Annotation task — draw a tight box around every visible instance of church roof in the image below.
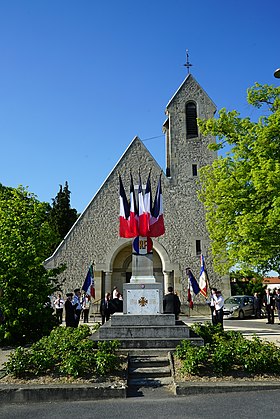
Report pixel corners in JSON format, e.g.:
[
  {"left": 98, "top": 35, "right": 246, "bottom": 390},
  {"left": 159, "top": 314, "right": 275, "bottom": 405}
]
[
  {"left": 44, "top": 136, "right": 162, "bottom": 266},
  {"left": 165, "top": 73, "right": 216, "bottom": 110}
]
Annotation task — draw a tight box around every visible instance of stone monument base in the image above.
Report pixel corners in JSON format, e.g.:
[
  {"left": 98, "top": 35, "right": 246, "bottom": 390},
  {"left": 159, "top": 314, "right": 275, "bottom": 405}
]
[
  {"left": 90, "top": 313, "right": 204, "bottom": 350},
  {"left": 123, "top": 282, "right": 163, "bottom": 314}
]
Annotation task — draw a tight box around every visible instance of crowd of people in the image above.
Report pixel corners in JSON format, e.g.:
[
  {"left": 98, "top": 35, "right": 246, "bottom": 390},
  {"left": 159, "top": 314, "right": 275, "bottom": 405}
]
[
  {"left": 49, "top": 288, "right": 93, "bottom": 328},
  {"left": 49, "top": 284, "right": 280, "bottom": 329},
  {"left": 261, "top": 287, "right": 280, "bottom": 325},
  {"left": 99, "top": 287, "right": 123, "bottom": 324},
  {"left": 49, "top": 286, "right": 124, "bottom": 327},
  {"left": 49, "top": 285, "right": 182, "bottom": 327},
  {"left": 207, "top": 287, "right": 280, "bottom": 329}
]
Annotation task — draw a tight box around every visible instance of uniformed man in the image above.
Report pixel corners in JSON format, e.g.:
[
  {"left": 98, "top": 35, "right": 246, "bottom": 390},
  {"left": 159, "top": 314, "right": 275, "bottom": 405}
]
[{"left": 73, "top": 288, "right": 82, "bottom": 327}]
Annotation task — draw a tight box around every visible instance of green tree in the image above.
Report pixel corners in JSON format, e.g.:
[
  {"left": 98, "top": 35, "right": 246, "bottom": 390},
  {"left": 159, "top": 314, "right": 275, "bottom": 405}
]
[
  {"left": 198, "top": 83, "right": 280, "bottom": 275},
  {"left": 49, "top": 181, "right": 78, "bottom": 250},
  {"left": 0, "top": 184, "right": 64, "bottom": 345},
  {"left": 230, "top": 270, "right": 264, "bottom": 296}
]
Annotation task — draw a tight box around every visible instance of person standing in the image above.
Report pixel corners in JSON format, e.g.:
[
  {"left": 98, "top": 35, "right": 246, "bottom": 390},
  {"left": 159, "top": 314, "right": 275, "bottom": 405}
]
[
  {"left": 163, "top": 286, "right": 181, "bottom": 320},
  {"left": 253, "top": 292, "right": 262, "bottom": 319},
  {"left": 111, "top": 292, "right": 123, "bottom": 313},
  {"left": 263, "top": 288, "right": 275, "bottom": 324},
  {"left": 275, "top": 289, "right": 280, "bottom": 325},
  {"left": 82, "top": 294, "right": 91, "bottom": 323},
  {"left": 54, "top": 293, "right": 64, "bottom": 324},
  {"left": 209, "top": 288, "right": 218, "bottom": 326},
  {"left": 112, "top": 286, "right": 119, "bottom": 299},
  {"left": 213, "top": 290, "right": 224, "bottom": 329},
  {"left": 73, "top": 288, "right": 82, "bottom": 327},
  {"left": 100, "top": 292, "right": 112, "bottom": 325},
  {"left": 65, "top": 292, "right": 76, "bottom": 327}
]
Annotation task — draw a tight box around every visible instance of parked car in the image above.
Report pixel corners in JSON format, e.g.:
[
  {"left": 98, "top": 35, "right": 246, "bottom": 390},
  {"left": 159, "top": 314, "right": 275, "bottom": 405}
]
[{"left": 223, "top": 295, "right": 255, "bottom": 319}]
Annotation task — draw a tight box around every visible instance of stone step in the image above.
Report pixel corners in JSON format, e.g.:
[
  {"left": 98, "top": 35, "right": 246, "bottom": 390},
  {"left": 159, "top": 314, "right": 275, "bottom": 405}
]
[
  {"left": 99, "top": 325, "right": 191, "bottom": 339},
  {"left": 129, "top": 365, "right": 171, "bottom": 377},
  {"left": 110, "top": 314, "right": 176, "bottom": 327},
  {"left": 118, "top": 348, "right": 171, "bottom": 356},
  {"left": 128, "top": 376, "right": 173, "bottom": 387},
  {"left": 129, "top": 356, "right": 169, "bottom": 368},
  {"left": 127, "top": 353, "right": 174, "bottom": 391},
  {"left": 90, "top": 329, "right": 203, "bottom": 350},
  {"left": 117, "top": 337, "right": 203, "bottom": 349}
]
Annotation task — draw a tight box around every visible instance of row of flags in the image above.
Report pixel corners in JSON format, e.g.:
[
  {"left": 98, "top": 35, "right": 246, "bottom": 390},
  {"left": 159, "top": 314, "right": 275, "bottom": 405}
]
[
  {"left": 82, "top": 264, "right": 95, "bottom": 299},
  {"left": 81, "top": 173, "right": 165, "bottom": 299},
  {"left": 81, "top": 256, "right": 209, "bottom": 307},
  {"left": 119, "top": 172, "right": 165, "bottom": 238},
  {"left": 186, "top": 255, "right": 209, "bottom": 309}
]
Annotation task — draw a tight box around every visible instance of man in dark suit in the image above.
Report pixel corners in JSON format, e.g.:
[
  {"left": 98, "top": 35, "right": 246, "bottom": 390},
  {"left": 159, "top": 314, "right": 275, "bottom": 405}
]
[
  {"left": 275, "top": 289, "right": 280, "bottom": 324},
  {"left": 65, "top": 292, "right": 76, "bottom": 327},
  {"left": 100, "top": 292, "right": 112, "bottom": 325},
  {"left": 163, "top": 286, "right": 181, "bottom": 320},
  {"left": 263, "top": 288, "right": 275, "bottom": 324}
]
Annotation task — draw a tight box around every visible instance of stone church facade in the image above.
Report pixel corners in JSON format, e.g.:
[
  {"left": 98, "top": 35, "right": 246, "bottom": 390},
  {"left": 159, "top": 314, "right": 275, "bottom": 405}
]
[{"left": 44, "top": 74, "right": 231, "bottom": 311}]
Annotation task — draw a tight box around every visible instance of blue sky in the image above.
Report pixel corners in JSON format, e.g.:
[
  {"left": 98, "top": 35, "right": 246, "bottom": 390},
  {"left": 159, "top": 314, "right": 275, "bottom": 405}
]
[{"left": 0, "top": 0, "right": 279, "bottom": 214}]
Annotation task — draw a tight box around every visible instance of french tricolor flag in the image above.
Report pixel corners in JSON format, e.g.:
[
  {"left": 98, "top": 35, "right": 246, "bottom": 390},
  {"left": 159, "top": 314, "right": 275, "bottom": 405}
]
[
  {"left": 129, "top": 173, "right": 138, "bottom": 237},
  {"left": 119, "top": 174, "right": 131, "bottom": 238},
  {"left": 138, "top": 173, "right": 149, "bottom": 237},
  {"left": 144, "top": 172, "right": 152, "bottom": 234},
  {"left": 187, "top": 279, "right": 194, "bottom": 309},
  {"left": 199, "top": 255, "right": 208, "bottom": 298},
  {"left": 186, "top": 268, "right": 201, "bottom": 295},
  {"left": 149, "top": 174, "right": 165, "bottom": 237},
  {"left": 82, "top": 265, "right": 95, "bottom": 299}
]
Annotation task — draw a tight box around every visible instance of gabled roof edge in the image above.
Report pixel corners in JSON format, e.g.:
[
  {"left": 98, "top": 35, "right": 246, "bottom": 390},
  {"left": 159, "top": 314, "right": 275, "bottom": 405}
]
[
  {"left": 165, "top": 73, "right": 216, "bottom": 110},
  {"left": 44, "top": 136, "right": 163, "bottom": 266}
]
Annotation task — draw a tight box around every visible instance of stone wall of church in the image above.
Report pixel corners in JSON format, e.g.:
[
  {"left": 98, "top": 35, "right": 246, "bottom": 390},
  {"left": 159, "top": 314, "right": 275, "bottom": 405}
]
[
  {"left": 157, "top": 75, "right": 230, "bottom": 303},
  {"left": 45, "top": 138, "right": 163, "bottom": 295}
]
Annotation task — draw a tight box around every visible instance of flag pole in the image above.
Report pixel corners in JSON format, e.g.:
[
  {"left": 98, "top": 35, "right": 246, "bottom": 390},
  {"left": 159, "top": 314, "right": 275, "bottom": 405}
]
[
  {"left": 189, "top": 289, "right": 191, "bottom": 317},
  {"left": 203, "top": 256, "right": 211, "bottom": 301}
]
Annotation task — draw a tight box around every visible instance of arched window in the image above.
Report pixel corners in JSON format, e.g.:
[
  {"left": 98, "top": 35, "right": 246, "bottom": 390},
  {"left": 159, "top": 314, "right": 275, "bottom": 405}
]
[{"left": 186, "top": 102, "right": 198, "bottom": 138}]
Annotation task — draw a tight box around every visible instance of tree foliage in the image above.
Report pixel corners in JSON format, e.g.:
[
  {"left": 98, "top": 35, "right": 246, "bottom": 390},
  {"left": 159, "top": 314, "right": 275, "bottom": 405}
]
[
  {"left": 49, "top": 181, "right": 78, "bottom": 250},
  {"left": 230, "top": 270, "right": 264, "bottom": 296},
  {"left": 0, "top": 184, "right": 64, "bottom": 345},
  {"left": 198, "top": 83, "right": 280, "bottom": 275}
]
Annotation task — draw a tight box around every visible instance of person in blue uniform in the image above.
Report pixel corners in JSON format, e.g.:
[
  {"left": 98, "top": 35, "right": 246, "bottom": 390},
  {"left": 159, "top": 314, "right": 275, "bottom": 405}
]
[{"left": 73, "top": 288, "right": 82, "bottom": 327}]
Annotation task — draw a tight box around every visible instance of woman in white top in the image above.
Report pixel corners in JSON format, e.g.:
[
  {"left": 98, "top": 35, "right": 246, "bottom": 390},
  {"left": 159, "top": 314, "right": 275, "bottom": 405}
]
[{"left": 54, "top": 294, "right": 64, "bottom": 324}]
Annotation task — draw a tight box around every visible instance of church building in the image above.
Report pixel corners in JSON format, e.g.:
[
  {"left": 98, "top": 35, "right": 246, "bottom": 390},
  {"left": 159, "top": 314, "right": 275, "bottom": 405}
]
[{"left": 44, "top": 73, "right": 231, "bottom": 311}]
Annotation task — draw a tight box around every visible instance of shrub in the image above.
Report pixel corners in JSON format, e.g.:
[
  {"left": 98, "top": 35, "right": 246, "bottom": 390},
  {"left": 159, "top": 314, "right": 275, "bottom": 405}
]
[
  {"left": 175, "top": 341, "right": 209, "bottom": 374},
  {"left": 235, "top": 336, "right": 280, "bottom": 374},
  {"left": 5, "top": 325, "right": 121, "bottom": 378},
  {"left": 190, "top": 321, "right": 224, "bottom": 344},
  {"left": 175, "top": 322, "right": 280, "bottom": 377},
  {"left": 211, "top": 340, "right": 236, "bottom": 374}
]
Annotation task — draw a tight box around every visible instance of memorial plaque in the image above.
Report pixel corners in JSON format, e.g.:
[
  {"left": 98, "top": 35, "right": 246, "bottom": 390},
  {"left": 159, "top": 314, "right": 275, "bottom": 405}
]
[{"left": 126, "top": 288, "right": 161, "bottom": 314}]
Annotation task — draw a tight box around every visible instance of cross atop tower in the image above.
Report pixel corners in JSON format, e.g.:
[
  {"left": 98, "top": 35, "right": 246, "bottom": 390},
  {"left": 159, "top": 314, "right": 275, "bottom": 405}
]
[{"left": 184, "top": 49, "right": 193, "bottom": 74}]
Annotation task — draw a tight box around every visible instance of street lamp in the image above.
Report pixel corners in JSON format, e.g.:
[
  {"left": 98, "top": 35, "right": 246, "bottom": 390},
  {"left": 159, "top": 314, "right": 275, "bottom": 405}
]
[{"left": 274, "top": 68, "right": 280, "bottom": 78}]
